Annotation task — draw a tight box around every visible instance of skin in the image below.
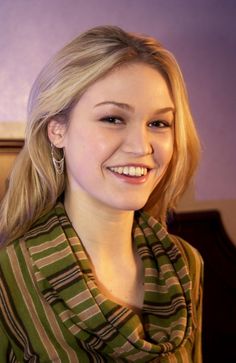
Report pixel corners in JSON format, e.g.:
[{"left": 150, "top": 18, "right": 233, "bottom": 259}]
[{"left": 48, "top": 62, "right": 174, "bottom": 311}]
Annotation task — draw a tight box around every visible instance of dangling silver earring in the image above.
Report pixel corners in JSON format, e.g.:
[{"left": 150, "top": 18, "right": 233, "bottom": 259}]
[{"left": 51, "top": 143, "right": 65, "bottom": 175}]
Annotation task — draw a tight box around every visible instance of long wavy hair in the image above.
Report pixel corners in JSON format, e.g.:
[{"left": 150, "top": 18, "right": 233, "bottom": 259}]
[{"left": 0, "top": 25, "right": 200, "bottom": 246}]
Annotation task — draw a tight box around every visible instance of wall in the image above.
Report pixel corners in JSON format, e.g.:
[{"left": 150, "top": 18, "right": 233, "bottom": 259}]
[{"left": 0, "top": 0, "right": 236, "bottom": 243}]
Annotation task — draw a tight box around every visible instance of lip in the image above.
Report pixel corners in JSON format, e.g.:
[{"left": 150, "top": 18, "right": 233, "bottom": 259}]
[
  {"left": 107, "top": 164, "right": 153, "bottom": 185},
  {"left": 107, "top": 163, "right": 153, "bottom": 169}
]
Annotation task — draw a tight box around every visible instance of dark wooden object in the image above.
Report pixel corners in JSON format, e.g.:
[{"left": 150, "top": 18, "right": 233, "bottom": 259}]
[{"left": 0, "top": 139, "right": 24, "bottom": 200}]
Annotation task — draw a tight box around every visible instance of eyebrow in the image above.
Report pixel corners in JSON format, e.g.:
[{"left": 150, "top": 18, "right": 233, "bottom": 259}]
[{"left": 94, "top": 101, "right": 175, "bottom": 114}]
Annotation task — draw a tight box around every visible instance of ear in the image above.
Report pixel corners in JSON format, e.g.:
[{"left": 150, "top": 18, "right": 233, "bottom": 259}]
[{"left": 47, "top": 119, "right": 67, "bottom": 148}]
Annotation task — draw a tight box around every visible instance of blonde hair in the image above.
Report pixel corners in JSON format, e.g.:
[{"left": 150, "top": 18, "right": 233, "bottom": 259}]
[{"left": 0, "top": 25, "right": 200, "bottom": 246}]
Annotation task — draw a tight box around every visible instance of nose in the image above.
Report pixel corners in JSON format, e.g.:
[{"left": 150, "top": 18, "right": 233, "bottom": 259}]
[{"left": 122, "top": 125, "right": 153, "bottom": 156}]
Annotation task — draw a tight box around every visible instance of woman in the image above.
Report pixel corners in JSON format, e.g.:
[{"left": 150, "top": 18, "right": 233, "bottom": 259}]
[{"left": 0, "top": 26, "right": 203, "bottom": 362}]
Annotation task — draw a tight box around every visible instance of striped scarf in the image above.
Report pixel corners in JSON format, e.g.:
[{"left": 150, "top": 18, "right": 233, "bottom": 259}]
[{"left": 25, "top": 203, "right": 194, "bottom": 362}]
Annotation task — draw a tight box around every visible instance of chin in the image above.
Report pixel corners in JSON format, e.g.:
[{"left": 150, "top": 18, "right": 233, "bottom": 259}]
[{"left": 113, "top": 200, "right": 149, "bottom": 212}]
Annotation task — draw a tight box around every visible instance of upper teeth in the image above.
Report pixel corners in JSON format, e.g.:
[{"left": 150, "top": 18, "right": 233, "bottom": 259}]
[{"left": 109, "top": 166, "right": 148, "bottom": 177}]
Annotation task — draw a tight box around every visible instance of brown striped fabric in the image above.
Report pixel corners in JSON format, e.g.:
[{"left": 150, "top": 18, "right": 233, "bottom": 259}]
[{"left": 0, "top": 203, "right": 203, "bottom": 362}]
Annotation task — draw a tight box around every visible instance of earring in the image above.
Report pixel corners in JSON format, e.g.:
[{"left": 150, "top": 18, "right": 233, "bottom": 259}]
[{"left": 51, "top": 143, "right": 65, "bottom": 175}]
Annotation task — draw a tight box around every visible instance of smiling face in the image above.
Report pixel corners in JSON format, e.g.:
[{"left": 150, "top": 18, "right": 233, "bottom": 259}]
[{"left": 49, "top": 62, "right": 174, "bottom": 212}]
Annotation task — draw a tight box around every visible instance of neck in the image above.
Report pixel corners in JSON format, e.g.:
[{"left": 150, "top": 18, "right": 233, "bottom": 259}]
[
  {"left": 64, "top": 187, "right": 135, "bottom": 263},
  {"left": 63, "top": 187, "right": 144, "bottom": 312}
]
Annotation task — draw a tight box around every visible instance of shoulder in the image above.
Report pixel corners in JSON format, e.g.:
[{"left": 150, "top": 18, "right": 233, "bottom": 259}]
[
  {"left": 169, "top": 234, "right": 203, "bottom": 289},
  {"left": 169, "top": 234, "right": 203, "bottom": 273},
  {"left": 0, "top": 238, "right": 20, "bottom": 259},
  {"left": 0, "top": 203, "right": 62, "bottom": 256},
  {"left": 170, "top": 234, "right": 203, "bottom": 307},
  {"left": 0, "top": 238, "right": 22, "bottom": 275}
]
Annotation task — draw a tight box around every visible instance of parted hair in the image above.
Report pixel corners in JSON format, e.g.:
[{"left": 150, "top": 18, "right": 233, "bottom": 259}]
[{"left": 0, "top": 25, "right": 200, "bottom": 246}]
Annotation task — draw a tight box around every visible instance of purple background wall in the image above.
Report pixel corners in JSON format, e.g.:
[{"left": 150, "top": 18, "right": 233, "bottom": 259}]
[{"left": 0, "top": 0, "right": 236, "bottom": 241}]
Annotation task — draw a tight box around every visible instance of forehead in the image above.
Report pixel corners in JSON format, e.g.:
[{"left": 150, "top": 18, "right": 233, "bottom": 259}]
[{"left": 78, "top": 62, "right": 174, "bottom": 109}]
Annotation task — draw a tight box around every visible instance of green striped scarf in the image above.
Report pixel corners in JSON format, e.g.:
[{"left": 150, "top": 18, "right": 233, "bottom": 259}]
[{"left": 23, "top": 203, "right": 194, "bottom": 361}]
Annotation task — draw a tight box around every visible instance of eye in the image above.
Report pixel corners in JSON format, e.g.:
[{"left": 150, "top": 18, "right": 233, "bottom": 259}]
[
  {"left": 148, "top": 120, "right": 171, "bottom": 128},
  {"left": 100, "top": 116, "right": 124, "bottom": 124}
]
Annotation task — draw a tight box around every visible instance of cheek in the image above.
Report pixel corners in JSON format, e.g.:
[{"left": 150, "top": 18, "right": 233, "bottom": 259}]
[
  {"left": 166, "top": 139, "right": 174, "bottom": 162},
  {"left": 65, "top": 128, "right": 117, "bottom": 169},
  {"left": 82, "top": 127, "right": 122, "bottom": 159},
  {"left": 154, "top": 135, "right": 174, "bottom": 165}
]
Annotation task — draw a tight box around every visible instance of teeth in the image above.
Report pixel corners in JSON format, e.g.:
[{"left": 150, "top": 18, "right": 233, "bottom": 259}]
[{"left": 109, "top": 166, "right": 148, "bottom": 177}]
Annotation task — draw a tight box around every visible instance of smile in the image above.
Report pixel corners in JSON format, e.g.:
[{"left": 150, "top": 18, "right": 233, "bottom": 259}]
[{"left": 108, "top": 166, "right": 148, "bottom": 177}]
